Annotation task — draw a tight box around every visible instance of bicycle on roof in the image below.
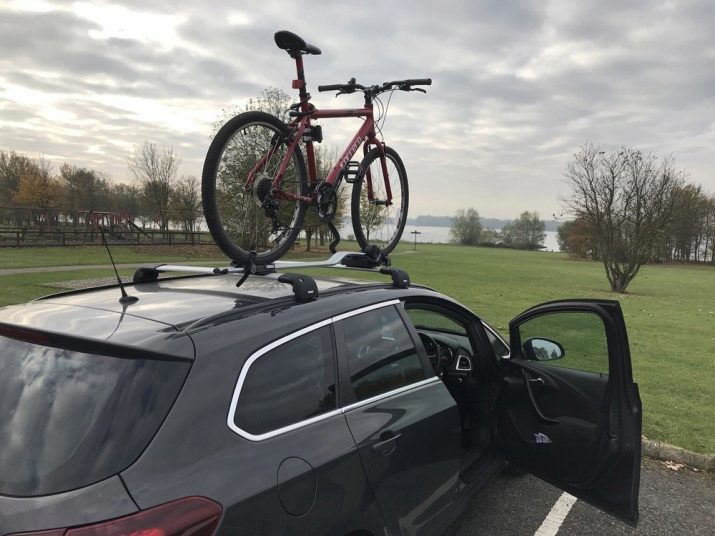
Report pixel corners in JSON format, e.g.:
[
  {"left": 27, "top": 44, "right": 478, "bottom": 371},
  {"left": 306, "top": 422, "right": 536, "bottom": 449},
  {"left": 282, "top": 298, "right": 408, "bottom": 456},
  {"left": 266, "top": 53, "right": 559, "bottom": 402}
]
[{"left": 201, "top": 30, "right": 431, "bottom": 265}]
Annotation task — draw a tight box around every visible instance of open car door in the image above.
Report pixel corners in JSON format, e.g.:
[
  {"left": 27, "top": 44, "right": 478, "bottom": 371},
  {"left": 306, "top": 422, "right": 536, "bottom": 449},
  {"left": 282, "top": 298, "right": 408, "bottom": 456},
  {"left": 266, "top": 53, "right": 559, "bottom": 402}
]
[{"left": 497, "top": 299, "right": 641, "bottom": 525}]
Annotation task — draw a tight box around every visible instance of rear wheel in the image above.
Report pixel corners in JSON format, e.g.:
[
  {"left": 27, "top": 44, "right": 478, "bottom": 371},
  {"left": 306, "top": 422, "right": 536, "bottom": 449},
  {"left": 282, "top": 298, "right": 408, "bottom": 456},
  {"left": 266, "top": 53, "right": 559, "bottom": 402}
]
[
  {"left": 202, "top": 111, "right": 308, "bottom": 265},
  {"left": 351, "top": 146, "right": 408, "bottom": 255}
]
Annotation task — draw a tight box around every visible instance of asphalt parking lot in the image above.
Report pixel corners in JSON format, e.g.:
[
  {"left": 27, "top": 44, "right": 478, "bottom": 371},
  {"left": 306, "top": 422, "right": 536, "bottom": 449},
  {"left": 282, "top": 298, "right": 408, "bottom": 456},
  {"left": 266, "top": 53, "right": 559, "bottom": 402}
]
[{"left": 446, "top": 458, "right": 714, "bottom": 535}]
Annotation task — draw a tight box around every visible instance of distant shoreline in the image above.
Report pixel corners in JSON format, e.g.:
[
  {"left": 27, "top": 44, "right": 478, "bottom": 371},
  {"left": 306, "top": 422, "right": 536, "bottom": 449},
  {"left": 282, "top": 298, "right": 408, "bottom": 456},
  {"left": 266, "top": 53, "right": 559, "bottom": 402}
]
[{"left": 406, "top": 215, "right": 561, "bottom": 232}]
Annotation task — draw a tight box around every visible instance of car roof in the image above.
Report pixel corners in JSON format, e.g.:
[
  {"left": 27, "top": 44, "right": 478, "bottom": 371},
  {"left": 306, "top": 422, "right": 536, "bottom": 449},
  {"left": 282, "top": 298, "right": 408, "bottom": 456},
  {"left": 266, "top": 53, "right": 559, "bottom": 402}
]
[
  {"left": 0, "top": 272, "right": 430, "bottom": 359},
  {"left": 37, "top": 273, "right": 353, "bottom": 325}
]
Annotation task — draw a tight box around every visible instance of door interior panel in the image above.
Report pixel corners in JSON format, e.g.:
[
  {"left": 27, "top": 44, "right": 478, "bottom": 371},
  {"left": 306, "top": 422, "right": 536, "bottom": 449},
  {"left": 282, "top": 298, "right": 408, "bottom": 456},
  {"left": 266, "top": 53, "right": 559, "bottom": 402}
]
[{"left": 499, "top": 362, "right": 609, "bottom": 485}]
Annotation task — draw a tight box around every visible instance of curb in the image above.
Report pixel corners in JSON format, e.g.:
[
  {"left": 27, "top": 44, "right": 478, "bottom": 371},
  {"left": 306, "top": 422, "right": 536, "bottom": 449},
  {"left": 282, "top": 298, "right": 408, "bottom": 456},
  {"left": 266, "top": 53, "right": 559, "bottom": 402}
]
[{"left": 642, "top": 437, "right": 715, "bottom": 472}]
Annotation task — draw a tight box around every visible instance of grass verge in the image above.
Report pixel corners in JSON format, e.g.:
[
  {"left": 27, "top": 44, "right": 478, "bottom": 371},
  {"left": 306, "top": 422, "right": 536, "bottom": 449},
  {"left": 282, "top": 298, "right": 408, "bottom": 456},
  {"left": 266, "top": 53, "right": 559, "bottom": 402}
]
[{"left": 0, "top": 242, "right": 713, "bottom": 454}]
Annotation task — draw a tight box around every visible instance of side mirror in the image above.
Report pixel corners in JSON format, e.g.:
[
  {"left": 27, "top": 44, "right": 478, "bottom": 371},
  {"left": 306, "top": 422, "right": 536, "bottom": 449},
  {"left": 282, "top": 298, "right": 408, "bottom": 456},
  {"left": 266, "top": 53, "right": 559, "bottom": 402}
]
[{"left": 522, "top": 337, "right": 565, "bottom": 361}]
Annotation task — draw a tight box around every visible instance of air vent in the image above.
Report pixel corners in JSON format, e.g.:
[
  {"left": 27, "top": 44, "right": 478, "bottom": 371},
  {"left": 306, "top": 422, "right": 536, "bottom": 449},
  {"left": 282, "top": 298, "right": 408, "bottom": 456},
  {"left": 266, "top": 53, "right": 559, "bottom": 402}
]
[{"left": 455, "top": 354, "right": 472, "bottom": 372}]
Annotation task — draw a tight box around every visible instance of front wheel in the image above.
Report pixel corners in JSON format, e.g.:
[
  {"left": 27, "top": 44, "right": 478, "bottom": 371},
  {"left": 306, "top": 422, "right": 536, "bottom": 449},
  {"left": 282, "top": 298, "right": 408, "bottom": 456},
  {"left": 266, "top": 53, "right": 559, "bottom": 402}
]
[
  {"left": 202, "top": 111, "right": 308, "bottom": 265},
  {"left": 351, "top": 146, "right": 409, "bottom": 255}
]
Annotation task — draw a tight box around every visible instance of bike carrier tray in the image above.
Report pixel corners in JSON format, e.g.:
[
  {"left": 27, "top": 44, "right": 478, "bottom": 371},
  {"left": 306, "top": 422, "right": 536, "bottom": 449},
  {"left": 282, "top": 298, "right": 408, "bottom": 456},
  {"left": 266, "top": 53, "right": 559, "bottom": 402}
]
[{"left": 132, "top": 250, "right": 410, "bottom": 292}]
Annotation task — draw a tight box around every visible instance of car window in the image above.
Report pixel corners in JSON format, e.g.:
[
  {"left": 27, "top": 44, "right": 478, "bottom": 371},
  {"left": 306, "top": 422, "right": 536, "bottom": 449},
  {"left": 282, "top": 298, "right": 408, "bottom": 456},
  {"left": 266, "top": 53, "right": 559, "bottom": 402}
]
[
  {"left": 406, "top": 308, "right": 465, "bottom": 335},
  {"left": 341, "top": 306, "right": 427, "bottom": 402},
  {"left": 404, "top": 307, "right": 474, "bottom": 351},
  {"left": 0, "top": 335, "right": 189, "bottom": 497},
  {"left": 518, "top": 311, "right": 609, "bottom": 374},
  {"left": 485, "top": 326, "right": 509, "bottom": 358},
  {"left": 234, "top": 325, "right": 336, "bottom": 436}
]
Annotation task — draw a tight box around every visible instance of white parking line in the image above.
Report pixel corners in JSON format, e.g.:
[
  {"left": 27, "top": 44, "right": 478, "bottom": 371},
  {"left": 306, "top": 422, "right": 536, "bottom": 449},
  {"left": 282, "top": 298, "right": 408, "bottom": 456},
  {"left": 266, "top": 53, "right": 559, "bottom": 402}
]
[{"left": 534, "top": 492, "right": 577, "bottom": 536}]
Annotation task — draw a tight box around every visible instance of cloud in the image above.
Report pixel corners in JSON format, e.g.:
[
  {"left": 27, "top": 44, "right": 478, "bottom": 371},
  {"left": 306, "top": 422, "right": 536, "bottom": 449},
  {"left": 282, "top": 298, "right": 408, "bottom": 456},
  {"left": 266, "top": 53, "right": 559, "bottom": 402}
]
[{"left": 0, "top": 0, "right": 713, "bottom": 219}]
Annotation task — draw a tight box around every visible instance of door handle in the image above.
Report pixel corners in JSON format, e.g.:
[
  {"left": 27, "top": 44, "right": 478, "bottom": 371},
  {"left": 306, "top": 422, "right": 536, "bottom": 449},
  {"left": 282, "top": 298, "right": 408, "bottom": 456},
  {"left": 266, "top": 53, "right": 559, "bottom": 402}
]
[
  {"left": 371, "top": 432, "right": 402, "bottom": 456},
  {"left": 522, "top": 370, "right": 559, "bottom": 425}
]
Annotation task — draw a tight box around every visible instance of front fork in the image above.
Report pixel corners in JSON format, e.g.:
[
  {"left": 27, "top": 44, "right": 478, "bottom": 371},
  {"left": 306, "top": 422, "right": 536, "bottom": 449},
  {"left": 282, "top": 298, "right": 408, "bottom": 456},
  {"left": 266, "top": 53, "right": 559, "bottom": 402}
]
[{"left": 362, "top": 141, "right": 392, "bottom": 206}]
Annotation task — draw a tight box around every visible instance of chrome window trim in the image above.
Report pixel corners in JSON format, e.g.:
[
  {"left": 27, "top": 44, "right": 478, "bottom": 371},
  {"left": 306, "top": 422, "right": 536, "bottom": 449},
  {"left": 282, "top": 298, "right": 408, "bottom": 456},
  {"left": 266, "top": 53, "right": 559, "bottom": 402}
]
[
  {"left": 340, "top": 377, "right": 440, "bottom": 413},
  {"left": 332, "top": 299, "right": 400, "bottom": 322},
  {"left": 227, "top": 299, "right": 406, "bottom": 442}
]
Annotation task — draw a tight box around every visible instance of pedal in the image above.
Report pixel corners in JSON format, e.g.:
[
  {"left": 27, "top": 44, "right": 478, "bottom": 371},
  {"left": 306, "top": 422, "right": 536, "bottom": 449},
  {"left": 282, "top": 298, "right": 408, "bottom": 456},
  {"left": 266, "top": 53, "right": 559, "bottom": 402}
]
[{"left": 342, "top": 161, "right": 361, "bottom": 183}]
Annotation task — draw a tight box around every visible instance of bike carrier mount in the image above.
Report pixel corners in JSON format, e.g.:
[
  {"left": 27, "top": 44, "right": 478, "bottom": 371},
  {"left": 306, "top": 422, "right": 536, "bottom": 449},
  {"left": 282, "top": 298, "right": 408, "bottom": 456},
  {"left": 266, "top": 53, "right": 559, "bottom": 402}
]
[{"left": 132, "top": 248, "right": 410, "bottom": 303}]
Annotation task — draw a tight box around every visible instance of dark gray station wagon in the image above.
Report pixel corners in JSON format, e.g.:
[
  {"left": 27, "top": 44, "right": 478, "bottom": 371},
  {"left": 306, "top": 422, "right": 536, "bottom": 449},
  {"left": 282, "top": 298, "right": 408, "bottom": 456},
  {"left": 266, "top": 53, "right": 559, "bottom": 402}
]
[{"left": 0, "top": 261, "right": 641, "bottom": 535}]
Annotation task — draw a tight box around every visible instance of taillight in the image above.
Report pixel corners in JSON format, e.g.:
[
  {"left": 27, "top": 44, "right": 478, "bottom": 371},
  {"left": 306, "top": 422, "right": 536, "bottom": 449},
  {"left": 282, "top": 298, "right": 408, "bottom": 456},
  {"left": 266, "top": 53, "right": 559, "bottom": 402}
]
[{"left": 9, "top": 496, "right": 223, "bottom": 536}]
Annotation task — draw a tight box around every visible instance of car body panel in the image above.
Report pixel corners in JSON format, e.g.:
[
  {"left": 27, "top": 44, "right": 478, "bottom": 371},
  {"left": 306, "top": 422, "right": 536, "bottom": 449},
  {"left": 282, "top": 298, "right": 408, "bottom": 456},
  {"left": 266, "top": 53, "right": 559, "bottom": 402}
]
[
  {"left": 120, "top": 310, "right": 387, "bottom": 535},
  {"left": 0, "top": 477, "right": 136, "bottom": 535},
  {"left": 342, "top": 379, "right": 463, "bottom": 536}
]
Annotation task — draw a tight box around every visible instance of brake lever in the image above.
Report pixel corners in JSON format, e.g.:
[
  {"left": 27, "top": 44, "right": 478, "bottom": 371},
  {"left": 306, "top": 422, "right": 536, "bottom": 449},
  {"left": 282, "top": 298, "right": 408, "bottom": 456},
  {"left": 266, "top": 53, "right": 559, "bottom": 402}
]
[{"left": 412, "top": 87, "right": 427, "bottom": 93}]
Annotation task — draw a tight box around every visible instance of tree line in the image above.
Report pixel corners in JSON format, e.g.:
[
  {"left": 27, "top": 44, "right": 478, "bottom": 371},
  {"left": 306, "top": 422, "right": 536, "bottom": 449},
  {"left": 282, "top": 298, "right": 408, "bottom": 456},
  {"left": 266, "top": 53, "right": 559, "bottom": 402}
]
[
  {"left": 0, "top": 143, "right": 202, "bottom": 233},
  {"left": 449, "top": 207, "right": 547, "bottom": 250}
]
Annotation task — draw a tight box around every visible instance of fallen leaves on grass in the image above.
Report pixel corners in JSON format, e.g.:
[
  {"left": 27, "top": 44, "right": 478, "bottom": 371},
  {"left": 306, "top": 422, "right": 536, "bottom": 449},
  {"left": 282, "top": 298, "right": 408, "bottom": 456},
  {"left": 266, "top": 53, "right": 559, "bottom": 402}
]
[{"left": 663, "top": 461, "right": 685, "bottom": 471}]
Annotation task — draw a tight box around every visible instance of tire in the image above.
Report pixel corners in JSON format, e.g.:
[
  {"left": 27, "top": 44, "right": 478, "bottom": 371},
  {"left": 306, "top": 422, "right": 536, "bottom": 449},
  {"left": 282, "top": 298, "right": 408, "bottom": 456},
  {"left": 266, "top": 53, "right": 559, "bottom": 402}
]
[
  {"left": 351, "top": 146, "right": 409, "bottom": 255},
  {"left": 202, "top": 111, "right": 308, "bottom": 265}
]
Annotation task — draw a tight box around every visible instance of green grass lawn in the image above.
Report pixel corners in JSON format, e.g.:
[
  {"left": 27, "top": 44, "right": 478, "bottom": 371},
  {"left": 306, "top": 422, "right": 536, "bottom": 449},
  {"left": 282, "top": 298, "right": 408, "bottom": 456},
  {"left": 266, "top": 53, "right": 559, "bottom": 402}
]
[
  {"left": 0, "top": 244, "right": 226, "bottom": 269},
  {"left": 0, "top": 242, "right": 713, "bottom": 454}
]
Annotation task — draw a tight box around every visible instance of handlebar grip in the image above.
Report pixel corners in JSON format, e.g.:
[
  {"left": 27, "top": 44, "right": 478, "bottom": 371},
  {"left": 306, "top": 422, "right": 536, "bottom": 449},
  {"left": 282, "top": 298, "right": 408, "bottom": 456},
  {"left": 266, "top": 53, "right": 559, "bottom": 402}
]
[
  {"left": 405, "top": 78, "right": 432, "bottom": 86},
  {"left": 318, "top": 84, "right": 344, "bottom": 92}
]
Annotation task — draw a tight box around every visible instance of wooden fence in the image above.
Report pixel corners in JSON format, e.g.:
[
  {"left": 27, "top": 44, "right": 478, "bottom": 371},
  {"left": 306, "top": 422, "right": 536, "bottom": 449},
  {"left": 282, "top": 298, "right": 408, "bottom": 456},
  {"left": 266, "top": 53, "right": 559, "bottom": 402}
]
[{"left": 0, "top": 226, "right": 210, "bottom": 247}]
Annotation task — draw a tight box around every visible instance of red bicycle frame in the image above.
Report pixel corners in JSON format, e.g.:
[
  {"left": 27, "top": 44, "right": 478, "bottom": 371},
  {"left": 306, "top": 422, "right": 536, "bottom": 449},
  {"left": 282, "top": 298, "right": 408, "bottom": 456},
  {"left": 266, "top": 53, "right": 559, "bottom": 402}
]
[{"left": 246, "top": 54, "right": 392, "bottom": 205}]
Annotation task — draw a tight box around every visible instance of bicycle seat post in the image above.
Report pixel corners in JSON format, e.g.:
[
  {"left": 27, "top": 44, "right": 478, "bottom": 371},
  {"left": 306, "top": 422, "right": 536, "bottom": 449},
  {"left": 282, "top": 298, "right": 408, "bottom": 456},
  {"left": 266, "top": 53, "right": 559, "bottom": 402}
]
[{"left": 292, "top": 55, "right": 311, "bottom": 112}]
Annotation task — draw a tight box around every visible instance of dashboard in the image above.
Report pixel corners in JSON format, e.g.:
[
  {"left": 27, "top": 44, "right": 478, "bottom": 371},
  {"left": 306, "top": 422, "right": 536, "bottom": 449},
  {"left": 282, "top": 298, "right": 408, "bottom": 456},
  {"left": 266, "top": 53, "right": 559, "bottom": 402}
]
[{"left": 417, "top": 330, "right": 474, "bottom": 376}]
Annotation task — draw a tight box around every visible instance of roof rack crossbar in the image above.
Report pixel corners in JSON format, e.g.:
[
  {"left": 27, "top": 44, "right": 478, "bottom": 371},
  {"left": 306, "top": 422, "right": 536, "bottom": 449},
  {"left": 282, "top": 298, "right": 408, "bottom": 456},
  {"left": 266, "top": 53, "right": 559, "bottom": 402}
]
[{"left": 132, "top": 249, "right": 410, "bottom": 289}]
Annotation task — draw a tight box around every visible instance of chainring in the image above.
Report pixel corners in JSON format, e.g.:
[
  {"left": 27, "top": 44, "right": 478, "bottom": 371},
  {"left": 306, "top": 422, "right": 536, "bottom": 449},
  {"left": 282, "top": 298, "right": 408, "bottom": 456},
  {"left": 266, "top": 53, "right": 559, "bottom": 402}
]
[{"left": 316, "top": 181, "right": 338, "bottom": 222}]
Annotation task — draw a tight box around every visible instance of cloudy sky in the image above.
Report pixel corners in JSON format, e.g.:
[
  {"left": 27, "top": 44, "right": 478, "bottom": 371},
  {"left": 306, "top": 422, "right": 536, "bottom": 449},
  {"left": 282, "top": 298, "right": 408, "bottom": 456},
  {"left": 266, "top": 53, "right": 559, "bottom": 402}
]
[{"left": 1, "top": 0, "right": 713, "bottom": 219}]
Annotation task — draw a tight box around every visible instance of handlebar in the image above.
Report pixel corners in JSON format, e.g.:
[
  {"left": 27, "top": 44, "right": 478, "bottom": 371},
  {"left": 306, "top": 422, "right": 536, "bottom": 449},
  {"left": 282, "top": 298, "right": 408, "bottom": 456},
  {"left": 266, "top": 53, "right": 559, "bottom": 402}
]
[
  {"left": 401, "top": 78, "right": 432, "bottom": 86},
  {"left": 318, "top": 77, "right": 432, "bottom": 95}
]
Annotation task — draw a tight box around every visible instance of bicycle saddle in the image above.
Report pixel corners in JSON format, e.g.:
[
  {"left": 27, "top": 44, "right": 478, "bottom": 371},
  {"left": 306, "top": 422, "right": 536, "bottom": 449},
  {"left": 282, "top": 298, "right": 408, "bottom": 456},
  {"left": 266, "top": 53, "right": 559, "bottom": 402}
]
[{"left": 274, "top": 30, "right": 321, "bottom": 55}]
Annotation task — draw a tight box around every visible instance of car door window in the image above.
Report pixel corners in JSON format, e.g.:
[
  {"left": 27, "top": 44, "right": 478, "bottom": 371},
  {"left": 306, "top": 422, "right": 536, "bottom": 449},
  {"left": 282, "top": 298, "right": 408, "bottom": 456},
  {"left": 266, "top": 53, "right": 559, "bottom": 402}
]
[
  {"left": 341, "top": 306, "right": 426, "bottom": 402},
  {"left": 518, "top": 311, "right": 608, "bottom": 374},
  {"left": 234, "top": 325, "right": 337, "bottom": 436}
]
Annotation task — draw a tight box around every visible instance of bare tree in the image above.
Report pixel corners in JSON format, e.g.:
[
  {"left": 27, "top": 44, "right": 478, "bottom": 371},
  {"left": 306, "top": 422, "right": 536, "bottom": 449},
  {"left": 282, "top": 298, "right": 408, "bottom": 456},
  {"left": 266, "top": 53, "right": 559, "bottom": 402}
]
[
  {"left": 169, "top": 175, "right": 202, "bottom": 232},
  {"left": 564, "top": 144, "right": 683, "bottom": 293},
  {"left": 128, "top": 142, "right": 180, "bottom": 233}
]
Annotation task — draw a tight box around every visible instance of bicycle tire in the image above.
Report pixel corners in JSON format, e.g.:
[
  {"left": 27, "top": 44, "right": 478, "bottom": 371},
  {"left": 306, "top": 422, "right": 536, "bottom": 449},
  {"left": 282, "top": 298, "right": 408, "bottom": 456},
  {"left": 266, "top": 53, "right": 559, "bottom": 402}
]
[
  {"left": 202, "top": 111, "right": 308, "bottom": 265},
  {"left": 351, "top": 146, "right": 409, "bottom": 255}
]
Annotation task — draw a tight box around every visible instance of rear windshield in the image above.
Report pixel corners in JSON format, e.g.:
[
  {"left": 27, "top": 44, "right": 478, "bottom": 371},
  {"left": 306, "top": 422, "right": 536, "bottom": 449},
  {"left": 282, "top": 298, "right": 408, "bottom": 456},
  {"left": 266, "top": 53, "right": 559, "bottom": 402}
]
[{"left": 0, "top": 335, "right": 190, "bottom": 496}]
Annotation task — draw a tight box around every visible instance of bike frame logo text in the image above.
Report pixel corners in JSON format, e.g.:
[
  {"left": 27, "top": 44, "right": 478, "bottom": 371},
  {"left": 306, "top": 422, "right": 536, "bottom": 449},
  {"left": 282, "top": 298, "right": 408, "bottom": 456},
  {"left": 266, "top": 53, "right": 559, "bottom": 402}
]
[{"left": 340, "top": 136, "right": 367, "bottom": 169}]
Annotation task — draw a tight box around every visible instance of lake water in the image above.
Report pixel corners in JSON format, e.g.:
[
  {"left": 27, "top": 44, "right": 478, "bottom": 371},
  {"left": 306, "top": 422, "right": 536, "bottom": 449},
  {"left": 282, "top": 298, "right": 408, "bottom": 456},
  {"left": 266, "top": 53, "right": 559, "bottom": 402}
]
[{"left": 341, "top": 225, "right": 561, "bottom": 251}]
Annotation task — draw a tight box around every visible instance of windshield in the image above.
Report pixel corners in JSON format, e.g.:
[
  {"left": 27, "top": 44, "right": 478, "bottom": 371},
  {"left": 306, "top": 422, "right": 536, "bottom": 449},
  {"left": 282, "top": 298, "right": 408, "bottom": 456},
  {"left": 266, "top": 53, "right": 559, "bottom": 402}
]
[{"left": 0, "top": 335, "right": 190, "bottom": 496}]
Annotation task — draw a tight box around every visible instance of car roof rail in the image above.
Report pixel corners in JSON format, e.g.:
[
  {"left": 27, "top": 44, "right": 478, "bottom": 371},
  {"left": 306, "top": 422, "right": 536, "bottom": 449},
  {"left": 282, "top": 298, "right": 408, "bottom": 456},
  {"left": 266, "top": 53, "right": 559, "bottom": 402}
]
[{"left": 132, "top": 249, "right": 411, "bottom": 290}]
